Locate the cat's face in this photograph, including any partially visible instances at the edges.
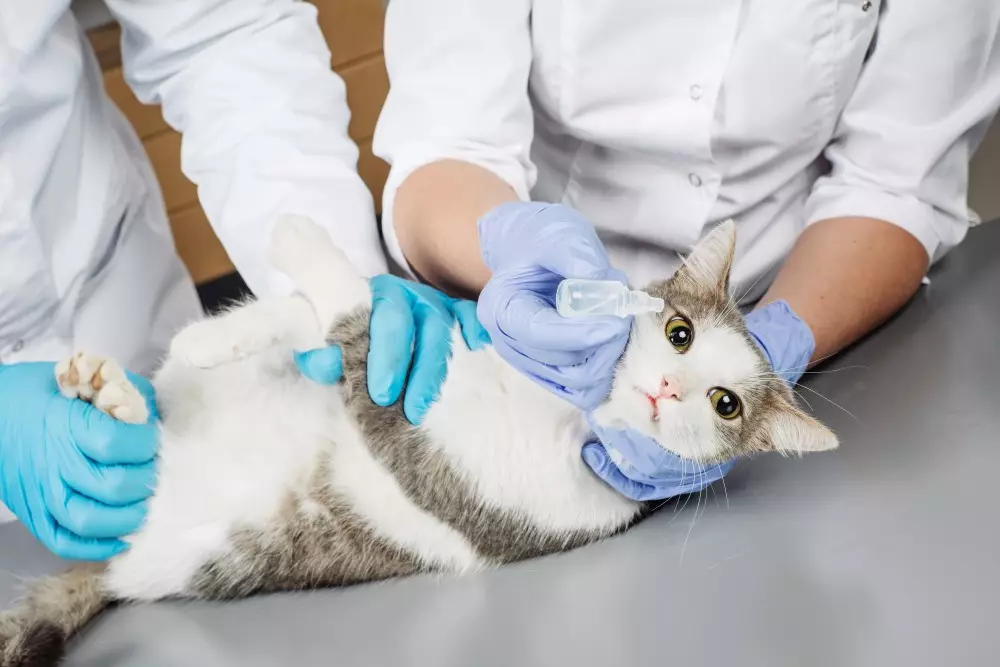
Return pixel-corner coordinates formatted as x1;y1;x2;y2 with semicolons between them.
592;221;838;465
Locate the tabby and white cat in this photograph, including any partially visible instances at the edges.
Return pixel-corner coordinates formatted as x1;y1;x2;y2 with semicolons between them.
0;216;837;666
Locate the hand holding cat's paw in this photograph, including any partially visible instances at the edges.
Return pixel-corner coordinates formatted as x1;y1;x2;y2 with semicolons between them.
55;352;150;424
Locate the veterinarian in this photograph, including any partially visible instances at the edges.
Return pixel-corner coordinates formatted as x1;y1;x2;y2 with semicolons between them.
0;1;486;559
300;1;1000;500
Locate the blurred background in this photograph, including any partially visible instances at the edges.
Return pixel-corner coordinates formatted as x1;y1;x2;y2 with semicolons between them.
72;0;1000;303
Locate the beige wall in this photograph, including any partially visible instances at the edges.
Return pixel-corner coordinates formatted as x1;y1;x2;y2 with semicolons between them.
970;119;1000;223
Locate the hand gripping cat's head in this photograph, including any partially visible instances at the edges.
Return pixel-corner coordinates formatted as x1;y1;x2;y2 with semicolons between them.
592;220;838;465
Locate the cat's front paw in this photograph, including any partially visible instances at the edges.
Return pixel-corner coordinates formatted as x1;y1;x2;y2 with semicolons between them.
170;315;278;369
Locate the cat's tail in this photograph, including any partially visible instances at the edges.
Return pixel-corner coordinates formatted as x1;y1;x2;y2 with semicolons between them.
267;214;373;332
0;564;110;667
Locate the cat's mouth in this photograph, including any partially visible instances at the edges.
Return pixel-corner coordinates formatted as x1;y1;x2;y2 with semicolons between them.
635;388;665;423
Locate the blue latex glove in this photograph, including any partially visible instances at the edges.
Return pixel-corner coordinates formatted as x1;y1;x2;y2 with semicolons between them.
0;362;158;560
580;300;815;501
295;275;491;424
476;201;632;410
743;299;815;386
582;416;736;502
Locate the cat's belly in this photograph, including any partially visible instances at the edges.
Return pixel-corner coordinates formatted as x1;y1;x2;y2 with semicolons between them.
103;351;335;599
422;338;641;536
105;349;481;600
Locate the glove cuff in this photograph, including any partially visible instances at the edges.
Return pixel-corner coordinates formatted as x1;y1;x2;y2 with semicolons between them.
744;300;815;386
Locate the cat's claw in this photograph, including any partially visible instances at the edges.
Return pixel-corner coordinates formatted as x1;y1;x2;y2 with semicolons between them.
55;352;149;424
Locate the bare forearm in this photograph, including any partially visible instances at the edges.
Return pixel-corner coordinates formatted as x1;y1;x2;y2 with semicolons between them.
757;217;928;365
394;160;518;297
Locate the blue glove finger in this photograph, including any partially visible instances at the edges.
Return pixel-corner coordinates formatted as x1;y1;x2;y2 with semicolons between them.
294;346;344;385
478;202;612;280
483;280;629;352
68;403;159;465
368;279;417;406
555;332;630;389
126;372;159;422
50;530;128;562
60;455;157;506
581;442;662;501
44;479;147;540
403;305;454;425
451;299;491;351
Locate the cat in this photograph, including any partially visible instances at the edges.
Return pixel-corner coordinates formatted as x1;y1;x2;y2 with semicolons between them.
0;215;837;666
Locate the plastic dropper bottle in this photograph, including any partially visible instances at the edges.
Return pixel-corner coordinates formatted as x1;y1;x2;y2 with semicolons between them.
555;279;665;318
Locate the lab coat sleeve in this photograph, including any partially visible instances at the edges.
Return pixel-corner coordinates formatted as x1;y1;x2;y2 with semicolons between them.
803;0;1000;266
372;0;535;277
103;0;386;296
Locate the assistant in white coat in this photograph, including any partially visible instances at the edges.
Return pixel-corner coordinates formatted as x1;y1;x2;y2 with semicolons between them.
0;0;385;525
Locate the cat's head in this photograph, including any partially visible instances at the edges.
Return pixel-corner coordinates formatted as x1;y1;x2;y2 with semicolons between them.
592;220;838;465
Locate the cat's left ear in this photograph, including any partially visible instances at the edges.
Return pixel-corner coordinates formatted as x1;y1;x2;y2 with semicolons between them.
672;219;736;298
760;397;839;455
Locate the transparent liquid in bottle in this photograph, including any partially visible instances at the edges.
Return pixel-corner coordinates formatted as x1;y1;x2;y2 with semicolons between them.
555;279;664;318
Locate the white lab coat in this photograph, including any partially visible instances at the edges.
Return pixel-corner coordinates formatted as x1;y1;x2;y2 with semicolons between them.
375;0;1000;297
0;1;385;524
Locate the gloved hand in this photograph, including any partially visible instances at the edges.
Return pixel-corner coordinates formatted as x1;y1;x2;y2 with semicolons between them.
0;362;158;560
743;299;815;386
580;300;815;501
295;275;491;424
476;201;632;410
581;415;736;502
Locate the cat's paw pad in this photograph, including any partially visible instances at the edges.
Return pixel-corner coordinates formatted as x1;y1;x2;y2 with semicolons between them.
267;214;342;276
55;353;149;424
170;317;276;368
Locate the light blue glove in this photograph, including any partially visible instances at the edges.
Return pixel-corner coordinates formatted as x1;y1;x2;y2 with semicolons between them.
582;416;736;502
476;201;632;410
0;362;158;560
743;299;815;386
295;275;491;424
581;300;814;501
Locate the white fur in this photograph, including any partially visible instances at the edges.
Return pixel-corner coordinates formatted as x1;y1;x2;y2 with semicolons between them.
422;332;640;534
328;400;482;573
98;216;639;599
594;308;763;462
67;215;832;602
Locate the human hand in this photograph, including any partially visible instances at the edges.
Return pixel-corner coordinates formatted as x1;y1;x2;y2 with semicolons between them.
294;275;490;424
0;362;158;560
581;414;735;502
476;201;632;410
743;299;815;386
580;300;815;500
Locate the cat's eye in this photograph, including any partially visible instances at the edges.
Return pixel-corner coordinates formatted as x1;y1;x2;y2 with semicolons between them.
708;388;742;420
664;316;693;352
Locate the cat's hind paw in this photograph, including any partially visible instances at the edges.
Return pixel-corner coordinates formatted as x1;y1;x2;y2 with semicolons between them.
55;353;149;424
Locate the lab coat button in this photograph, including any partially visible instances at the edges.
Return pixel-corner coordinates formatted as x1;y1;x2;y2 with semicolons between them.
12;340;23;353
689;85;703;100
688;173;703;187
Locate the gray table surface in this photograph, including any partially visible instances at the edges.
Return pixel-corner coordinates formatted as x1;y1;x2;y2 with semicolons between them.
3;222;999;667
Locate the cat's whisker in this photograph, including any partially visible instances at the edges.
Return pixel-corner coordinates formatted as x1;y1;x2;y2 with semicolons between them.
791;387;814;412
794;384;861;423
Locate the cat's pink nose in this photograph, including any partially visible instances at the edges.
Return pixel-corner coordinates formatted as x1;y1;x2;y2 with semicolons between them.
658;377;684;401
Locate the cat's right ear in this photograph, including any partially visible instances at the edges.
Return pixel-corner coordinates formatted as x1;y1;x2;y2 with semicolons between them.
672;219;737;298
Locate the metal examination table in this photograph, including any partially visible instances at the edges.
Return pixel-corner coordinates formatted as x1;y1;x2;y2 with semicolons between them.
3;221;999;667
